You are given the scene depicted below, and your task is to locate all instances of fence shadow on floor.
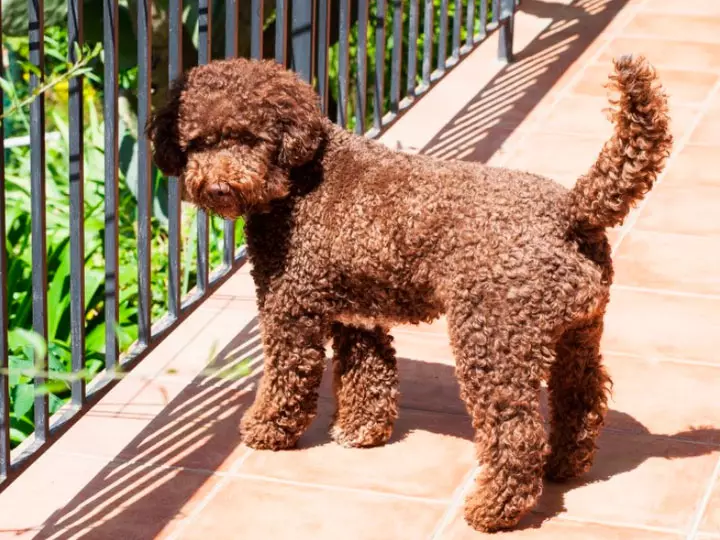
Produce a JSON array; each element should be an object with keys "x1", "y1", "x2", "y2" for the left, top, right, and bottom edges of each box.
[
  {"x1": 421, "y1": 0, "x2": 630, "y2": 163},
  {"x1": 33, "y1": 317, "x2": 265, "y2": 539},
  {"x1": 32, "y1": 323, "x2": 720, "y2": 537}
]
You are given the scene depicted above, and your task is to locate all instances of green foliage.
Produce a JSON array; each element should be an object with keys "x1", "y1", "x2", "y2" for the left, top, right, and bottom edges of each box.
[
  {"x1": 1, "y1": 0, "x2": 491, "y2": 448},
  {"x1": 2, "y1": 21, "x2": 244, "y2": 447}
]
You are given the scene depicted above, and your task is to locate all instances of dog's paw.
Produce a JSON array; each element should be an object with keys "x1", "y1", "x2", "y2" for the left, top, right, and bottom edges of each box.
[
  {"x1": 330, "y1": 419, "x2": 393, "y2": 448},
  {"x1": 463, "y1": 478, "x2": 539, "y2": 533},
  {"x1": 463, "y1": 493, "x2": 525, "y2": 533},
  {"x1": 240, "y1": 414, "x2": 299, "y2": 451}
]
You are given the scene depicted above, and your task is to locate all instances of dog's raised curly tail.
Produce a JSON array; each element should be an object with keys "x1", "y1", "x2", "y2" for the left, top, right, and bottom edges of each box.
[{"x1": 567, "y1": 55, "x2": 673, "y2": 231}]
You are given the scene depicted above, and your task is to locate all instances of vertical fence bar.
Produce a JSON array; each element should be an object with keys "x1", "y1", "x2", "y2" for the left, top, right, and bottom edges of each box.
[
  {"x1": 337, "y1": 0, "x2": 350, "y2": 127},
  {"x1": 137, "y1": 0, "x2": 152, "y2": 346},
  {"x1": 479, "y1": 0, "x2": 488, "y2": 38},
  {"x1": 372, "y1": 0, "x2": 386, "y2": 132},
  {"x1": 465, "y1": 0, "x2": 475, "y2": 48},
  {"x1": 389, "y1": 0, "x2": 402, "y2": 114},
  {"x1": 491, "y1": 0, "x2": 499, "y2": 23},
  {"x1": 29, "y1": 0, "x2": 49, "y2": 443},
  {"x1": 250, "y1": 0, "x2": 263, "y2": 59},
  {"x1": 406, "y1": 0, "x2": 419, "y2": 95},
  {"x1": 225, "y1": 0, "x2": 240, "y2": 267},
  {"x1": 290, "y1": 0, "x2": 314, "y2": 83},
  {"x1": 275, "y1": 0, "x2": 288, "y2": 65},
  {"x1": 498, "y1": 0, "x2": 514, "y2": 62},
  {"x1": 68, "y1": 0, "x2": 86, "y2": 404},
  {"x1": 0, "y1": 0, "x2": 10, "y2": 479},
  {"x1": 451, "y1": 0, "x2": 461, "y2": 60},
  {"x1": 355, "y1": 0, "x2": 368, "y2": 134},
  {"x1": 421, "y1": 0, "x2": 433, "y2": 87},
  {"x1": 168, "y1": 0, "x2": 182, "y2": 319},
  {"x1": 437, "y1": 0, "x2": 448, "y2": 73},
  {"x1": 104, "y1": 0, "x2": 120, "y2": 371},
  {"x1": 316, "y1": 0, "x2": 330, "y2": 114},
  {"x1": 196, "y1": 0, "x2": 210, "y2": 293}
]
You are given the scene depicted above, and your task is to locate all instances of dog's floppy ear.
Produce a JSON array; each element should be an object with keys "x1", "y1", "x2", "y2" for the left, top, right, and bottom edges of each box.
[
  {"x1": 146, "y1": 75, "x2": 187, "y2": 177},
  {"x1": 275, "y1": 72, "x2": 325, "y2": 168}
]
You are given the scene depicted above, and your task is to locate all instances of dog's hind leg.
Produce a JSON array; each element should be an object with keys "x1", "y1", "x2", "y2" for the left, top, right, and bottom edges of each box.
[
  {"x1": 448, "y1": 302, "x2": 550, "y2": 532},
  {"x1": 329, "y1": 323, "x2": 399, "y2": 448},
  {"x1": 545, "y1": 315, "x2": 611, "y2": 482},
  {"x1": 241, "y1": 310, "x2": 328, "y2": 450}
]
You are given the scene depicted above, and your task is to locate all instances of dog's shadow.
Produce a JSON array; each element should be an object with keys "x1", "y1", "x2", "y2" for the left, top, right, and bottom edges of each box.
[
  {"x1": 310, "y1": 355, "x2": 720, "y2": 529},
  {"x1": 32, "y1": 319, "x2": 719, "y2": 538}
]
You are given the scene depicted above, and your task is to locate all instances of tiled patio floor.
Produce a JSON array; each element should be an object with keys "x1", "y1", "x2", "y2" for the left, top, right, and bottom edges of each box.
[{"x1": 1, "y1": 0, "x2": 720, "y2": 538}]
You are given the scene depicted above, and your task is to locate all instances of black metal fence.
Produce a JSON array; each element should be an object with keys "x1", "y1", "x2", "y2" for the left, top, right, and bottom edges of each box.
[{"x1": 0, "y1": 0, "x2": 516, "y2": 488}]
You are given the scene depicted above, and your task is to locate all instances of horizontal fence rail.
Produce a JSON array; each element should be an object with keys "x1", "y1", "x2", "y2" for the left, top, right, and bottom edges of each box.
[{"x1": 0, "y1": 0, "x2": 517, "y2": 487}]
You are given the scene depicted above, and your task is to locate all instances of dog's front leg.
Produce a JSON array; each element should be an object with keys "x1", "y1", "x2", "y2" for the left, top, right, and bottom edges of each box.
[
  {"x1": 330, "y1": 323, "x2": 399, "y2": 448},
  {"x1": 240, "y1": 310, "x2": 327, "y2": 450}
]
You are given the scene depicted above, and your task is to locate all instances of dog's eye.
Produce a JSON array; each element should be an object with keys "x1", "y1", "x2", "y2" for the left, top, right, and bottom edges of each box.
[{"x1": 235, "y1": 133, "x2": 256, "y2": 146}]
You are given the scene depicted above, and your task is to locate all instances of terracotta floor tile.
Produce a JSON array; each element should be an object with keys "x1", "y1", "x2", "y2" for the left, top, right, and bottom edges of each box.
[
  {"x1": 572, "y1": 64, "x2": 718, "y2": 106},
  {"x1": 0, "y1": 452, "x2": 113, "y2": 536},
  {"x1": 524, "y1": 96, "x2": 696, "y2": 142},
  {"x1": 239, "y1": 402, "x2": 475, "y2": 499},
  {"x1": 662, "y1": 145, "x2": 720, "y2": 189},
  {"x1": 690, "y1": 109, "x2": 720, "y2": 146},
  {"x1": 535, "y1": 430, "x2": 719, "y2": 530},
  {"x1": 699, "y1": 468, "x2": 720, "y2": 536},
  {"x1": 441, "y1": 515, "x2": 683, "y2": 539},
  {"x1": 633, "y1": 184, "x2": 720, "y2": 237},
  {"x1": 55, "y1": 377, "x2": 256, "y2": 473},
  {"x1": 526, "y1": 95, "x2": 613, "y2": 138},
  {"x1": 602, "y1": 353, "x2": 720, "y2": 444},
  {"x1": 392, "y1": 330, "x2": 453, "y2": 364},
  {"x1": 622, "y1": 13, "x2": 720, "y2": 44},
  {"x1": 613, "y1": 230, "x2": 720, "y2": 295},
  {"x1": 602, "y1": 287, "x2": 720, "y2": 363},
  {"x1": 397, "y1": 357, "x2": 466, "y2": 416},
  {"x1": 35, "y1": 462, "x2": 222, "y2": 540},
  {"x1": 179, "y1": 476, "x2": 446, "y2": 540},
  {"x1": 599, "y1": 38, "x2": 720, "y2": 71},
  {"x1": 212, "y1": 267, "x2": 257, "y2": 299},
  {"x1": 511, "y1": 133, "x2": 606, "y2": 180},
  {"x1": 642, "y1": 0, "x2": 720, "y2": 17}
]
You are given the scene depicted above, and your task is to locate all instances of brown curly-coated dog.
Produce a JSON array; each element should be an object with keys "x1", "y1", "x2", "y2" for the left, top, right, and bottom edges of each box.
[{"x1": 148, "y1": 55, "x2": 672, "y2": 532}]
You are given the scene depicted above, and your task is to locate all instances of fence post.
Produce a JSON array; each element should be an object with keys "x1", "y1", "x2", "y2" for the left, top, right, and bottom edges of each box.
[
  {"x1": 29, "y1": 0, "x2": 50, "y2": 443},
  {"x1": 0, "y1": 0, "x2": 9, "y2": 483},
  {"x1": 290, "y1": 0, "x2": 315, "y2": 82},
  {"x1": 498, "y1": 0, "x2": 516, "y2": 63}
]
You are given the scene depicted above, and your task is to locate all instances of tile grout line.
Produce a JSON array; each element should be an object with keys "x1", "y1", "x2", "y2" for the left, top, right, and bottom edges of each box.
[
  {"x1": 601, "y1": 349, "x2": 720, "y2": 369},
  {"x1": 612, "y1": 78, "x2": 720, "y2": 256},
  {"x1": 611, "y1": 32, "x2": 720, "y2": 48},
  {"x1": 428, "y1": 466, "x2": 479, "y2": 539},
  {"x1": 228, "y1": 472, "x2": 451, "y2": 505},
  {"x1": 687, "y1": 453, "x2": 720, "y2": 540},
  {"x1": 611, "y1": 284, "x2": 720, "y2": 301},
  {"x1": 163, "y1": 447, "x2": 255, "y2": 540},
  {"x1": 57, "y1": 447, "x2": 451, "y2": 512},
  {"x1": 395, "y1": 326, "x2": 720, "y2": 368},
  {"x1": 492, "y1": 0, "x2": 648, "y2": 168},
  {"x1": 549, "y1": 513, "x2": 687, "y2": 536},
  {"x1": 60, "y1": 447, "x2": 452, "y2": 505}
]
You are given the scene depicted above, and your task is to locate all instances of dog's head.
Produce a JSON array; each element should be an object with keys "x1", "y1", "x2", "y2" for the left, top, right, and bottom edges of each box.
[{"x1": 146, "y1": 58, "x2": 325, "y2": 218}]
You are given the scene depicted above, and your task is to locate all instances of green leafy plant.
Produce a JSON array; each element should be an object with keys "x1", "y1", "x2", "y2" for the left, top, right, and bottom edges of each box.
[{"x1": 1, "y1": 21, "x2": 244, "y2": 446}]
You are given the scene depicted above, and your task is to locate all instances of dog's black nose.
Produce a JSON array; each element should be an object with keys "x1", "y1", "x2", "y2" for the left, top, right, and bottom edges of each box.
[{"x1": 207, "y1": 182, "x2": 232, "y2": 199}]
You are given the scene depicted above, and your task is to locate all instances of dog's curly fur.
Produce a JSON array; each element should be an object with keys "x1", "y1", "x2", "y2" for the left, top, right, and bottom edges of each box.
[{"x1": 148, "y1": 55, "x2": 672, "y2": 532}]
